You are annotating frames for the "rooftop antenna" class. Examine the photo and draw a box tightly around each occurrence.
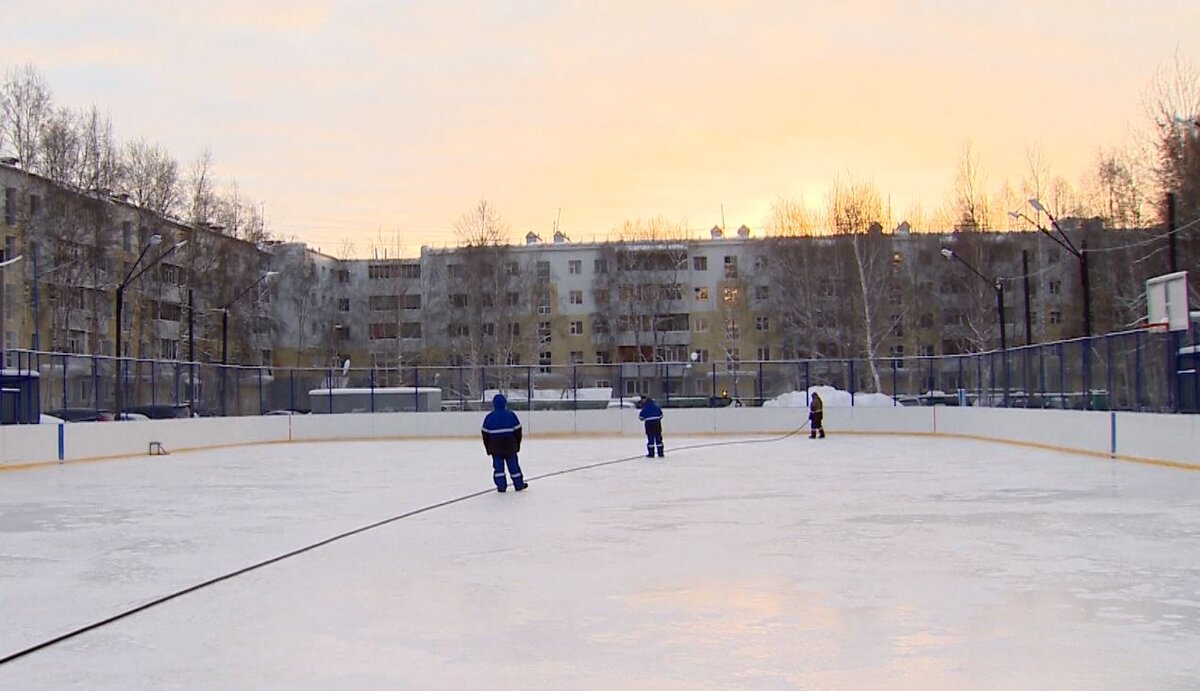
[720,204,726,232]
[555,207,562,234]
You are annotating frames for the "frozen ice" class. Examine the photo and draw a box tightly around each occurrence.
[2,433,1199,689]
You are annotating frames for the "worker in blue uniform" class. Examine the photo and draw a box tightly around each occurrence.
[482,393,527,492]
[638,395,664,458]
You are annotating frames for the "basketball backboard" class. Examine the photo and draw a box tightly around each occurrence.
[1146,271,1190,332]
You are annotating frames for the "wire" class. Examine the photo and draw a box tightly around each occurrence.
[0,421,811,667]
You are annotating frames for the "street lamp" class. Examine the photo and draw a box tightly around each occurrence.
[219,271,279,366]
[0,253,23,362]
[114,235,188,413]
[943,247,1010,407]
[941,248,1007,351]
[1026,198,1091,337]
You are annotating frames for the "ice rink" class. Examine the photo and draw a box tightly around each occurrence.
[2,431,1199,689]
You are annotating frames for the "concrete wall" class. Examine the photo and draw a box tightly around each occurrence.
[2,407,1196,470]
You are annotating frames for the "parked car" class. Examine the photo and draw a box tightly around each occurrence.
[44,408,116,422]
[126,404,194,419]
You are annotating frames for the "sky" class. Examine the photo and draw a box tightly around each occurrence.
[5,1,1199,256]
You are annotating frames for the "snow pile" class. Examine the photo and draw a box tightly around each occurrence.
[484,387,613,402]
[762,385,896,408]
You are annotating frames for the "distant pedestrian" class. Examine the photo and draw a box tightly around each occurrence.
[638,395,664,457]
[482,394,527,492]
[808,392,825,439]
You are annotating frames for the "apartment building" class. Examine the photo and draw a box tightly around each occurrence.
[5,161,1173,405]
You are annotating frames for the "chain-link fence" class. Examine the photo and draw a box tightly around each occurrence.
[5,326,1198,422]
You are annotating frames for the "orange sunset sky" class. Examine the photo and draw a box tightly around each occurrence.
[6,1,1200,256]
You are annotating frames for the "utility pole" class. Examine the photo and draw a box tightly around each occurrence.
[1022,250,1033,346]
[1167,192,1178,273]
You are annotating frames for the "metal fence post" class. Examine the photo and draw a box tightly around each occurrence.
[849,359,855,407]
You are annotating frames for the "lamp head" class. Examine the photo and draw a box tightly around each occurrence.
[264,271,280,279]
[940,248,954,259]
[1028,198,1046,214]
[173,240,189,250]
[1007,211,1021,220]
[149,234,163,245]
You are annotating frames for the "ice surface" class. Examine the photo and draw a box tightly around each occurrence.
[2,433,1199,689]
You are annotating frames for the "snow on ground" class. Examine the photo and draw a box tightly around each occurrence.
[1,433,1199,689]
[764,385,897,407]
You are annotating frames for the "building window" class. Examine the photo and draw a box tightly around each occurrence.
[891,320,903,338]
[692,349,709,363]
[537,261,551,279]
[755,285,769,301]
[160,338,178,360]
[755,316,770,332]
[451,294,469,308]
[261,349,273,366]
[1048,280,1061,295]
[539,351,552,373]
[480,322,495,337]
[724,318,740,340]
[569,290,583,305]
[400,322,422,339]
[568,260,582,274]
[448,264,463,278]
[1049,310,1062,324]
[505,262,520,276]
[756,347,770,361]
[694,287,709,302]
[594,258,609,274]
[570,321,584,335]
[403,294,421,309]
[507,322,520,337]
[725,348,741,363]
[369,323,398,339]
[338,298,350,312]
[122,221,132,251]
[593,289,609,305]
[570,350,584,364]
[337,269,350,283]
[448,323,469,338]
[722,286,739,305]
[724,255,738,278]
[592,318,609,334]
[370,295,399,310]
[538,321,552,344]
[595,351,612,364]
[694,316,709,333]
[401,264,421,279]
[693,256,707,271]
[754,256,768,271]
[537,296,551,315]
[919,344,935,357]
[919,313,933,328]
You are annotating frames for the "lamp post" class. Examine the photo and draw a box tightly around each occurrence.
[114,235,188,414]
[1026,199,1091,338]
[941,248,1007,351]
[220,271,279,366]
[942,247,1009,407]
[0,253,23,363]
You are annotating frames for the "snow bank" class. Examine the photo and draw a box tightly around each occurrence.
[762,385,897,408]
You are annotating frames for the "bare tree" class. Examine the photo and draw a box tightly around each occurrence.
[184,149,218,227]
[0,63,52,168]
[829,176,900,392]
[120,138,181,216]
[763,195,818,237]
[951,141,992,231]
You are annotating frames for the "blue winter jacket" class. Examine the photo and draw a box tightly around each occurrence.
[638,398,663,423]
[482,394,523,456]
